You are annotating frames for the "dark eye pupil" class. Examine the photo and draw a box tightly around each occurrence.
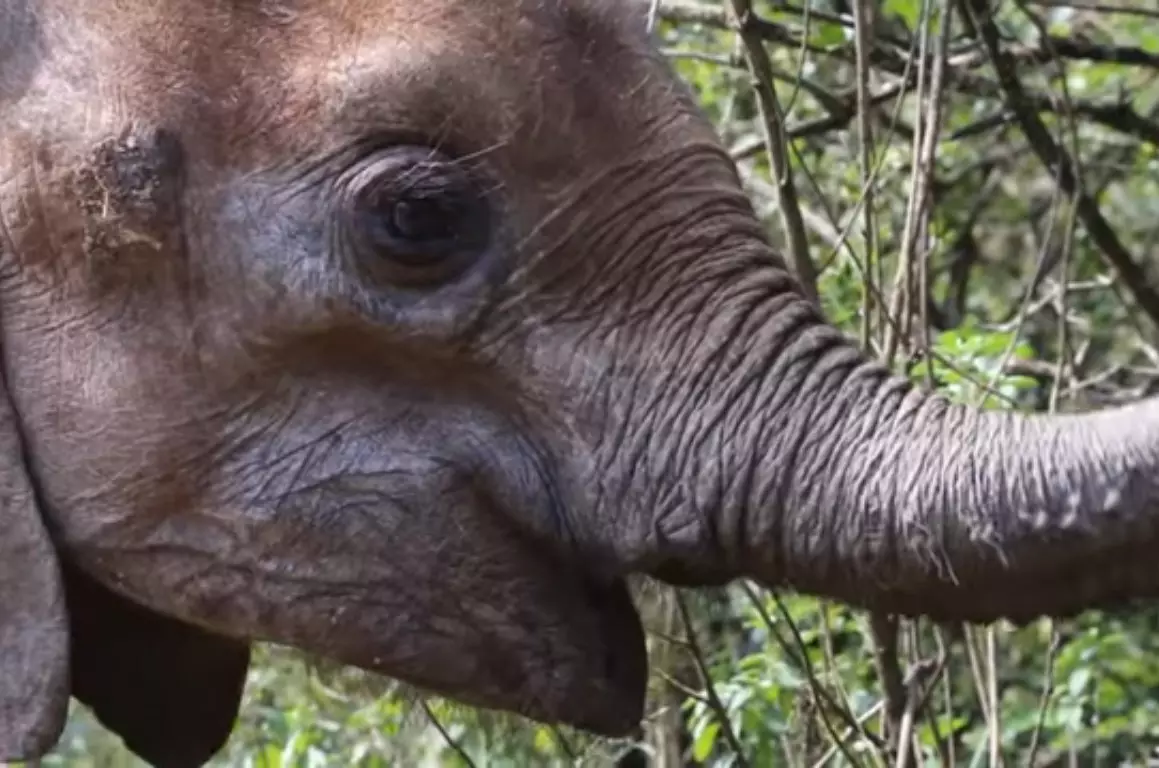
[388,196,457,243]
[349,153,492,286]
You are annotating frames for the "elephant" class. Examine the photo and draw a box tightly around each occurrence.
[1,0,1158,764]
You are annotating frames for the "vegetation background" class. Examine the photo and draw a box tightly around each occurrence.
[28,0,1159,765]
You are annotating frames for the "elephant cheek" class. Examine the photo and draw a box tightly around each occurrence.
[63,457,651,737]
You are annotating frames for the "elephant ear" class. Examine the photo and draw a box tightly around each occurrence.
[0,377,70,760]
[65,561,251,766]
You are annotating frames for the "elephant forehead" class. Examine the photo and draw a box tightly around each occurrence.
[32,0,660,172]
[277,0,663,175]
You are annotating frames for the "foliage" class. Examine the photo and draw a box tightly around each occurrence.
[32,0,1159,765]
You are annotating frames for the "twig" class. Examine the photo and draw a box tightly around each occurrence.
[1021,0,1159,20]
[1023,627,1062,768]
[811,700,886,768]
[893,654,946,768]
[726,0,819,304]
[674,592,752,767]
[851,0,879,347]
[421,700,477,768]
[742,583,874,765]
[880,0,928,365]
[869,613,907,748]
[986,626,1002,767]
[957,0,1159,329]
[959,625,994,734]
[646,0,663,32]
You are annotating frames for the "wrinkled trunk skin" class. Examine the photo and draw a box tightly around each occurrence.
[644,269,1159,624]
[770,311,1159,621]
[522,131,1159,625]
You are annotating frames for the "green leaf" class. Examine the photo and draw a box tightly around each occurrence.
[693,721,721,762]
[808,21,846,48]
[1142,30,1159,55]
[883,0,920,28]
[1067,666,1092,698]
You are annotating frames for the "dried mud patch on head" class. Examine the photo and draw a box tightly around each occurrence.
[74,126,187,291]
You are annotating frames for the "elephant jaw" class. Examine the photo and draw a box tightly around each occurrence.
[480,575,649,738]
[355,572,650,739]
[545,577,649,737]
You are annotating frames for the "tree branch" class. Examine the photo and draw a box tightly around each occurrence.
[957,0,1159,329]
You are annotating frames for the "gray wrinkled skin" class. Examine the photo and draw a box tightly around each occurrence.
[1,0,1159,764]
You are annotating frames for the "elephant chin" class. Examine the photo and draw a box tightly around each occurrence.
[351,571,649,739]
[553,577,649,738]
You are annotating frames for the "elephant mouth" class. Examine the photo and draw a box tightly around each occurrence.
[554,575,649,737]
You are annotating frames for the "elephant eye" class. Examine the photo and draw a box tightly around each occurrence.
[387,196,459,244]
[347,147,492,287]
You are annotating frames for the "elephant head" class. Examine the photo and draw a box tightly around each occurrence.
[2,0,1158,764]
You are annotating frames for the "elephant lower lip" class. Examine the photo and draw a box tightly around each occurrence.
[559,577,648,737]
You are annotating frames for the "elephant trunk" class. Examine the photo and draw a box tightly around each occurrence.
[727,294,1159,623]
[552,143,1159,623]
